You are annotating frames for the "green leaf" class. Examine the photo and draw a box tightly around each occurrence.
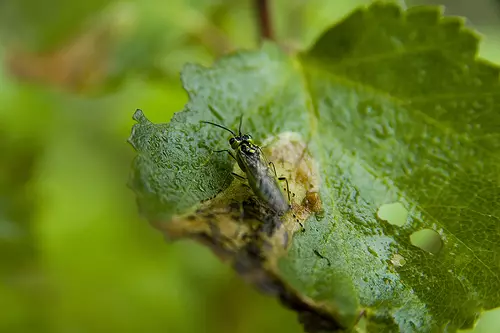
[128,3,500,332]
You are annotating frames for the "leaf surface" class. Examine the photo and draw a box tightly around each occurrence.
[128,3,500,332]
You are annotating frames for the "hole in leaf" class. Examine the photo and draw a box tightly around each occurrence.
[377,202,408,226]
[458,307,500,332]
[410,229,443,254]
[390,253,406,267]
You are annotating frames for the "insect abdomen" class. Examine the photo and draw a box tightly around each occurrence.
[252,175,289,214]
[236,142,290,214]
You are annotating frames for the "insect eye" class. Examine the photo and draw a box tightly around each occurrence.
[244,134,252,140]
[229,138,236,145]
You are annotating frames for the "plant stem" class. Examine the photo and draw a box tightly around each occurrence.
[254,0,273,42]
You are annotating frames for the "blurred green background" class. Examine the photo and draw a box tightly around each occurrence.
[1,1,500,332]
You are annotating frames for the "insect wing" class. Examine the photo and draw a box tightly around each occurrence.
[235,145,266,186]
[236,144,289,214]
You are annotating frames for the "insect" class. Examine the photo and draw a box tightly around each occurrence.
[201,117,291,215]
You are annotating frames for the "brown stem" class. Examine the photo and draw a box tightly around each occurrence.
[254,0,273,42]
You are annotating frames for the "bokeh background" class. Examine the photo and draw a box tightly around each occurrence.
[1,1,499,332]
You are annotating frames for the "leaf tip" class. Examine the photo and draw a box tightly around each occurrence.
[132,108,149,124]
[128,108,152,151]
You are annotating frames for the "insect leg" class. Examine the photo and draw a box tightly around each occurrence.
[268,161,278,177]
[214,150,249,185]
[231,173,251,191]
[269,161,292,203]
[278,176,291,203]
[214,149,237,161]
[231,172,246,181]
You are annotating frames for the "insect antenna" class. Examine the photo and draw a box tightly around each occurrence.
[238,115,243,136]
[201,121,236,136]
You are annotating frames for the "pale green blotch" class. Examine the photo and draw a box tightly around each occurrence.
[390,253,407,267]
[377,202,408,227]
[410,229,443,255]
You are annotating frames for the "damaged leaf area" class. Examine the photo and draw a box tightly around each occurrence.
[128,3,500,333]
